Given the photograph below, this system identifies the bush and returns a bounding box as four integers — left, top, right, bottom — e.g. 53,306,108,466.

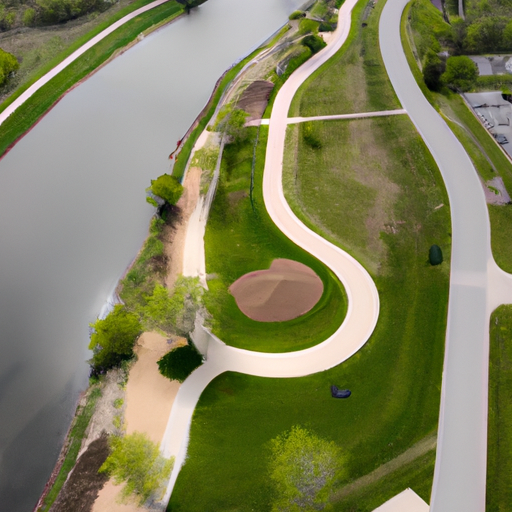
302,122,322,149
158,342,203,382
441,56,478,92
298,18,319,35
23,7,36,26
88,305,142,373
289,10,305,20
429,244,443,265
422,49,444,91
99,432,173,505
302,34,327,54
0,48,19,87
149,174,184,206
319,21,335,32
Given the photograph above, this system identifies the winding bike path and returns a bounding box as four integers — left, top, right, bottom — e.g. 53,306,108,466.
160,0,380,502
380,0,512,510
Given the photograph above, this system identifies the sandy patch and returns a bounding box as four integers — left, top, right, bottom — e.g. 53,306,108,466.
229,259,323,322
164,167,202,289
124,332,185,444
91,333,185,512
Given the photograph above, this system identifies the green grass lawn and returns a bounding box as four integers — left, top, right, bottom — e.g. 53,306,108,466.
487,305,512,512
0,0,183,158
203,127,347,353
170,86,450,512
289,0,400,117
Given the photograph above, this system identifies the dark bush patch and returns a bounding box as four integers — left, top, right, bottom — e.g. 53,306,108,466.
158,342,203,383
429,244,443,265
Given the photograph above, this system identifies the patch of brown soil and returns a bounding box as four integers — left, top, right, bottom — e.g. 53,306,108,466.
49,433,110,512
236,80,274,122
91,480,142,512
124,332,185,444
229,259,323,322
164,167,202,289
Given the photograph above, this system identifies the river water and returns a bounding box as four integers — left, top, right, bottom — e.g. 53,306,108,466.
0,0,304,509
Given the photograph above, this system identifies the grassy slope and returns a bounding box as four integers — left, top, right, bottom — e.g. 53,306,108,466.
203,127,347,353
290,0,400,117
487,305,512,512
404,0,512,274
0,0,183,158
169,1,450,510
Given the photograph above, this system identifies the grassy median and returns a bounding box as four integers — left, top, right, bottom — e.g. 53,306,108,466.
203,127,347,353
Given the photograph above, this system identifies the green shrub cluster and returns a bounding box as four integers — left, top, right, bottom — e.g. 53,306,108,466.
289,10,305,20
0,48,19,87
147,174,184,207
429,244,443,265
298,18,319,35
302,121,322,149
158,342,203,382
88,305,142,373
302,34,327,54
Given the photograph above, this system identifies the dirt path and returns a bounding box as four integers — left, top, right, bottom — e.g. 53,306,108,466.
165,167,202,289
332,433,437,502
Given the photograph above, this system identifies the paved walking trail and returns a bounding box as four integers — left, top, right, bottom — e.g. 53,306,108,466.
159,0,381,504
380,0,512,510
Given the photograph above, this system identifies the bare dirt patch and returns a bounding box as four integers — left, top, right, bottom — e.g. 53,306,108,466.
484,176,512,205
236,80,274,122
229,259,323,322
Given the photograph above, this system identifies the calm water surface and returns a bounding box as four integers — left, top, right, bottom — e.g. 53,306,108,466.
0,0,304,508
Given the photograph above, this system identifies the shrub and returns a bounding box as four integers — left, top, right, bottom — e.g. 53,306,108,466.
298,18,319,35
88,305,142,373
99,432,174,505
23,7,36,26
303,122,322,149
429,244,443,265
0,48,19,87
289,10,305,20
319,21,335,32
149,174,184,206
422,49,444,91
441,56,478,92
158,342,203,382
302,34,327,54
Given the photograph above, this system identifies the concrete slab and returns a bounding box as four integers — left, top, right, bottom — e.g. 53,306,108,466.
373,489,429,512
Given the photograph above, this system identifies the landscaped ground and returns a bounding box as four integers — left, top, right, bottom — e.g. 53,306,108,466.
229,258,324,322
487,305,512,512
203,127,348,353
169,1,451,504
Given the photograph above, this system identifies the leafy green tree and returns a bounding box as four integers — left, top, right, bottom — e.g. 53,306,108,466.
441,55,478,91
0,48,19,87
465,16,507,53
422,49,444,91
429,244,443,265
149,174,183,206
216,107,249,143
302,34,327,55
99,432,174,505
89,305,142,371
158,342,203,382
23,7,36,26
268,426,344,511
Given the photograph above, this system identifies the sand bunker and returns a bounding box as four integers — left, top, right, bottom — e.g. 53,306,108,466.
229,259,324,322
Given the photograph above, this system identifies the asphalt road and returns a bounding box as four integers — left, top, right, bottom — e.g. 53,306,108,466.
380,0,512,510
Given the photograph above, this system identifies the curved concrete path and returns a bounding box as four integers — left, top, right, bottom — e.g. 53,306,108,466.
160,0,380,503
0,0,171,127
380,0,512,510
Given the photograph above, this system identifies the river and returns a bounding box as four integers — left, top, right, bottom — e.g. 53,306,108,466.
0,0,304,509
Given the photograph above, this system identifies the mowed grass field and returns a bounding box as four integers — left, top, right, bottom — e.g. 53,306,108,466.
170,96,450,512
290,0,400,117
203,127,348,353
487,305,512,512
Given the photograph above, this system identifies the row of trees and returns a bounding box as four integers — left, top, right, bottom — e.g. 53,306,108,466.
423,53,478,91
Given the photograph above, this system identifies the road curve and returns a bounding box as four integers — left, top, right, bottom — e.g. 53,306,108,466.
380,0,512,510
160,0,379,503
0,0,170,127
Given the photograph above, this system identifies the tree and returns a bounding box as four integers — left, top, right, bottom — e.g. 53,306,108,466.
441,56,478,91
422,50,444,91
89,305,142,371
465,16,507,53
0,48,19,88
99,432,174,505
158,342,203,382
216,107,249,143
148,174,183,206
268,426,343,511
429,244,443,265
